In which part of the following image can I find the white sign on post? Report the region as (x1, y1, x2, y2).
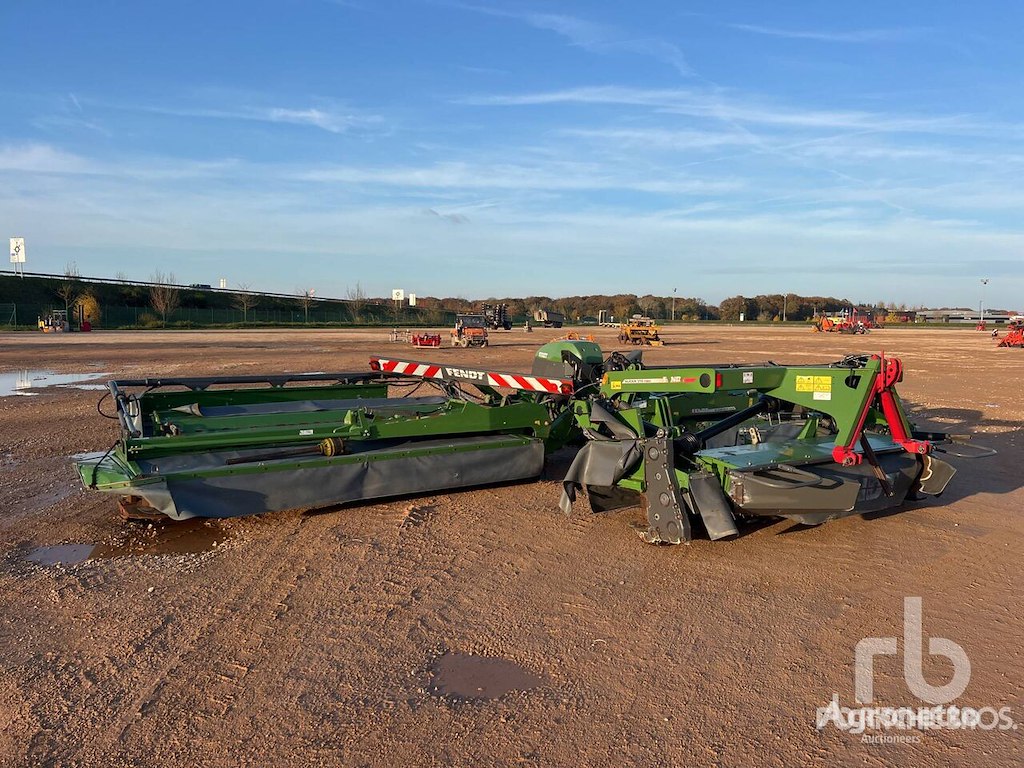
(391, 289, 405, 302)
(408, 293, 417, 306)
(9, 237, 25, 263)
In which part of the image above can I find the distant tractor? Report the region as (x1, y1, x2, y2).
(451, 314, 489, 347)
(483, 303, 513, 330)
(618, 315, 664, 346)
(533, 309, 564, 328)
(814, 309, 868, 334)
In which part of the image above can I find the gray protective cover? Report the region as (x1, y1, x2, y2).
(127, 435, 544, 520)
(729, 451, 922, 524)
(559, 439, 643, 515)
(560, 401, 642, 514)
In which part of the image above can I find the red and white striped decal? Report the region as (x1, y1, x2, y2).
(370, 357, 572, 394)
(484, 372, 563, 393)
(374, 358, 444, 379)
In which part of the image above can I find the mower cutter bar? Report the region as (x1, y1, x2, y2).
(107, 371, 382, 392)
(370, 356, 574, 395)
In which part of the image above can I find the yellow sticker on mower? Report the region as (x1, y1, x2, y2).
(796, 375, 832, 393)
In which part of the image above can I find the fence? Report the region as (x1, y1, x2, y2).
(0, 302, 463, 330)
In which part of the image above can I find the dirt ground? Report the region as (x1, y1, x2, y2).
(0, 325, 1020, 767)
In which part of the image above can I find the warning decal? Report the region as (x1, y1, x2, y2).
(796, 375, 833, 393)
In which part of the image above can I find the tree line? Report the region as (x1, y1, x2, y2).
(6, 268, 912, 327)
(405, 293, 905, 322)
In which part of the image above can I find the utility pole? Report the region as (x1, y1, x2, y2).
(980, 278, 989, 327)
(672, 288, 677, 322)
(783, 293, 788, 322)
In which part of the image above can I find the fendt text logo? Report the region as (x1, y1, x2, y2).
(816, 597, 1016, 743)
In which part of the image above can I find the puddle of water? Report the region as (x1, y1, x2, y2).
(96, 519, 228, 557)
(57, 383, 108, 391)
(25, 519, 228, 566)
(26, 543, 96, 566)
(0, 370, 110, 397)
(428, 652, 543, 700)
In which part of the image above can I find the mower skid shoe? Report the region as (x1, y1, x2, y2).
(687, 472, 739, 540)
(639, 434, 690, 544)
(915, 455, 957, 496)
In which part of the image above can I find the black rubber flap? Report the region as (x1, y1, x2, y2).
(916, 455, 956, 496)
(688, 472, 739, 540)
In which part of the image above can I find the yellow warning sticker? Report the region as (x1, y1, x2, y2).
(610, 380, 622, 390)
(797, 375, 832, 393)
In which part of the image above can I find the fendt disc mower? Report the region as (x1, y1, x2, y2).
(76, 341, 992, 544)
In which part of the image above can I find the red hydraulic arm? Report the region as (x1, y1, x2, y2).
(831, 354, 933, 466)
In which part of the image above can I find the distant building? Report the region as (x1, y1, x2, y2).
(916, 308, 1017, 324)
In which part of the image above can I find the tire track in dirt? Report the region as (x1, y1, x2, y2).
(244, 493, 584, 761)
(41, 516, 312, 766)
(77, 499, 497, 763)
(297, 500, 490, 691)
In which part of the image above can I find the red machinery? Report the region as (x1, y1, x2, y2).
(997, 321, 1024, 348)
(411, 333, 442, 348)
(814, 309, 869, 334)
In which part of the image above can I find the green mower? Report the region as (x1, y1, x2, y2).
(75, 341, 992, 543)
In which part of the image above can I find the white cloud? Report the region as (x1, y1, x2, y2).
(453, 4, 691, 75)
(0, 143, 91, 174)
(559, 127, 753, 151)
(730, 24, 926, 44)
(5, 115, 1023, 306)
(5, 161, 1021, 305)
(295, 160, 740, 195)
(263, 107, 374, 133)
(460, 85, 982, 135)
(128, 101, 383, 134)
(0, 142, 241, 180)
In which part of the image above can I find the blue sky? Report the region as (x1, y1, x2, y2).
(2, 1, 1022, 307)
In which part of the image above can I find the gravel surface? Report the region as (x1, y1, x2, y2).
(0, 326, 1020, 767)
